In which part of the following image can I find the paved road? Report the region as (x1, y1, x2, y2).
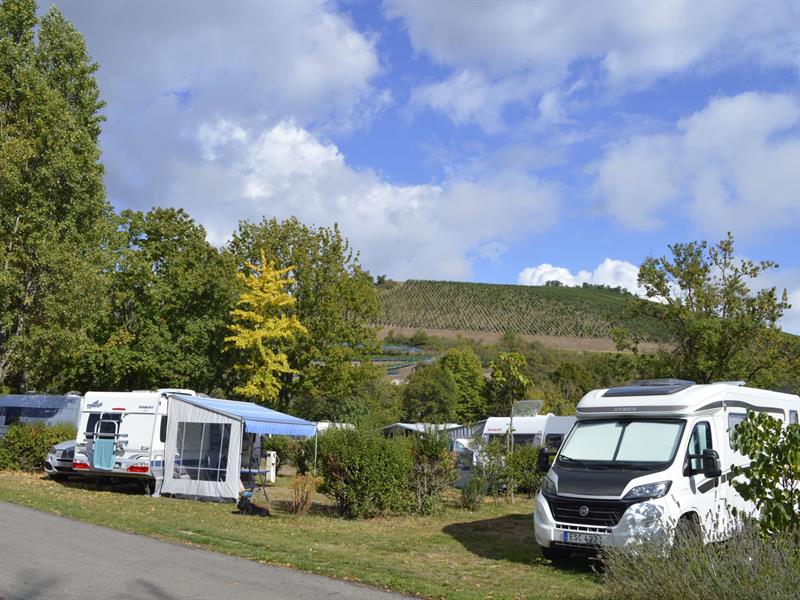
(0, 502, 406, 600)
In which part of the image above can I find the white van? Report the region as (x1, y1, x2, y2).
(72, 389, 195, 489)
(534, 380, 800, 559)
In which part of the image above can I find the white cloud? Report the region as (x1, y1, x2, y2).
(385, 0, 800, 128)
(594, 92, 800, 235)
(169, 121, 559, 280)
(52, 1, 387, 213)
(518, 258, 641, 293)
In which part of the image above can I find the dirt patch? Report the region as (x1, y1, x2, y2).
(377, 326, 660, 353)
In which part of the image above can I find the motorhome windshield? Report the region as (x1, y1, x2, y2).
(558, 419, 685, 467)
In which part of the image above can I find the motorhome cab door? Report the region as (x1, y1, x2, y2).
(676, 417, 720, 539)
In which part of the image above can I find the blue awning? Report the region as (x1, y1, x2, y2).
(170, 394, 316, 437)
(0, 394, 80, 410)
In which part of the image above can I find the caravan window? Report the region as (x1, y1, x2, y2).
(85, 413, 121, 436)
(174, 422, 231, 482)
(790, 411, 798, 426)
(685, 421, 712, 475)
(159, 416, 168, 443)
(727, 413, 747, 449)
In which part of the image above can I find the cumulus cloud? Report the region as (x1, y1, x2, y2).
(51, 1, 387, 212)
(594, 92, 800, 234)
(168, 121, 559, 280)
(518, 258, 641, 293)
(385, 0, 800, 128)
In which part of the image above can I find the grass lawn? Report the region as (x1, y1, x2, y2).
(0, 471, 601, 599)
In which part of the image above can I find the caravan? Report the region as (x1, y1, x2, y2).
(72, 389, 195, 489)
(534, 380, 800, 558)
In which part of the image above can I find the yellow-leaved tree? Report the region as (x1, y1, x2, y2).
(225, 252, 307, 405)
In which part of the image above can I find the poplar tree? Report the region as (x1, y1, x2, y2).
(225, 252, 307, 405)
(0, 1, 110, 392)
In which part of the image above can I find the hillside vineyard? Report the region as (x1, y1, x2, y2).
(377, 281, 665, 340)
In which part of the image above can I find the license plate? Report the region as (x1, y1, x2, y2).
(562, 531, 601, 545)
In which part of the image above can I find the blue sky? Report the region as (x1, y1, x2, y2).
(50, 1, 800, 332)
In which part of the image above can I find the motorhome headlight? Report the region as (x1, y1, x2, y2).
(541, 475, 557, 495)
(623, 481, 672, 501)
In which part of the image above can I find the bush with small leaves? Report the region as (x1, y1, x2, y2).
(0, 423, 77, 471)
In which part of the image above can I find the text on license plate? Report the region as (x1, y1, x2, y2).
(562, 531, 601, 545)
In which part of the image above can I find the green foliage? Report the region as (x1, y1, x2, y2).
(402, 363, 458, 422)
(225, 251, 307, 405)
(477, 437, 508, 498)
(617, 233, 793, 383)
(0, 422, 76, 471)
(600, 525, 800, 600)
(460, 475, 485, 511)
(0, 1, 112, 392)
(228, 217, 379, 418)
(260, 436, 291, 475)
(440, 346, 487, 422)
(731, 411, 800, 535)
(287, 437, 316, 476)
(486, 352, 531, 416)
(507, 445, 542, 496)
(377, 280, 666, 340)
(409, 427, 456, 515)
(84, 208, 238, 392)
(318, 427, 412, 518)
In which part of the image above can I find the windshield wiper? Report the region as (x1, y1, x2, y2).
(558, 455, 587, 468)
(605, 461, 652, 470)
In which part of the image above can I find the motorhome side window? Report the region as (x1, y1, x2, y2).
(727, 413, 747, 449)
(686, 421, 712, 475)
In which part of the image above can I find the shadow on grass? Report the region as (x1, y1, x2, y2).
(43, 473, 146, 495)
(443, 512, 595, 573)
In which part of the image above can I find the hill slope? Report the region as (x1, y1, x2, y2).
(377, 280, 666, 342)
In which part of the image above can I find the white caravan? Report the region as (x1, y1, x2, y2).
(482, 414, 576, 448)
(72, 389, 195, 489)
(534, 380, 800, 558)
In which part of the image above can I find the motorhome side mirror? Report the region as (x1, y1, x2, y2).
(537, 448, 551, 472)
(702, 448, 722, 479)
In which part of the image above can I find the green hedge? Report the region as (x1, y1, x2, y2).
(0, 422, 77, 471)
(319, 427, 413, 518)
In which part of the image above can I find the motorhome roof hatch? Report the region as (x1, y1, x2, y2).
(603, 379, 695, 397)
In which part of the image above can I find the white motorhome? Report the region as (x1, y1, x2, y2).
(534, 380, 800, 559)
(72, 389, 195, 489)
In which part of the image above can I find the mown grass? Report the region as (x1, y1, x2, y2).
(0, 472, 600, 599)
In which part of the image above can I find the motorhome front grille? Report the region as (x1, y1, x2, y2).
(546, 496, 629, 527)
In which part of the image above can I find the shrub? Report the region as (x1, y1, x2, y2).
(260, 436, 291, 474)
(601, 525, 800, 600)
(319, 427, 412, 518)
(291, 473, 321, 516)
(410, 427, 456, 515)
(507, 445, 542, 496)
(477, 437, 508, 499)
(0, 422, 77, 471)
(731, 411, 800, 535)
(460, 475, 484, 511)
(288, 437, 316, 475)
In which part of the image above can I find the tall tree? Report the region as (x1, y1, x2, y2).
(225, 252, 306, 405)
(84, 208, 237, 392)
(0, 1, 111, 392)
(439, 346, 486, 422)
(402, 363, 458, 423)
(486, 352, 531, 416)
(227, 217, 379, 416)
(616, 233, 793, 384)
